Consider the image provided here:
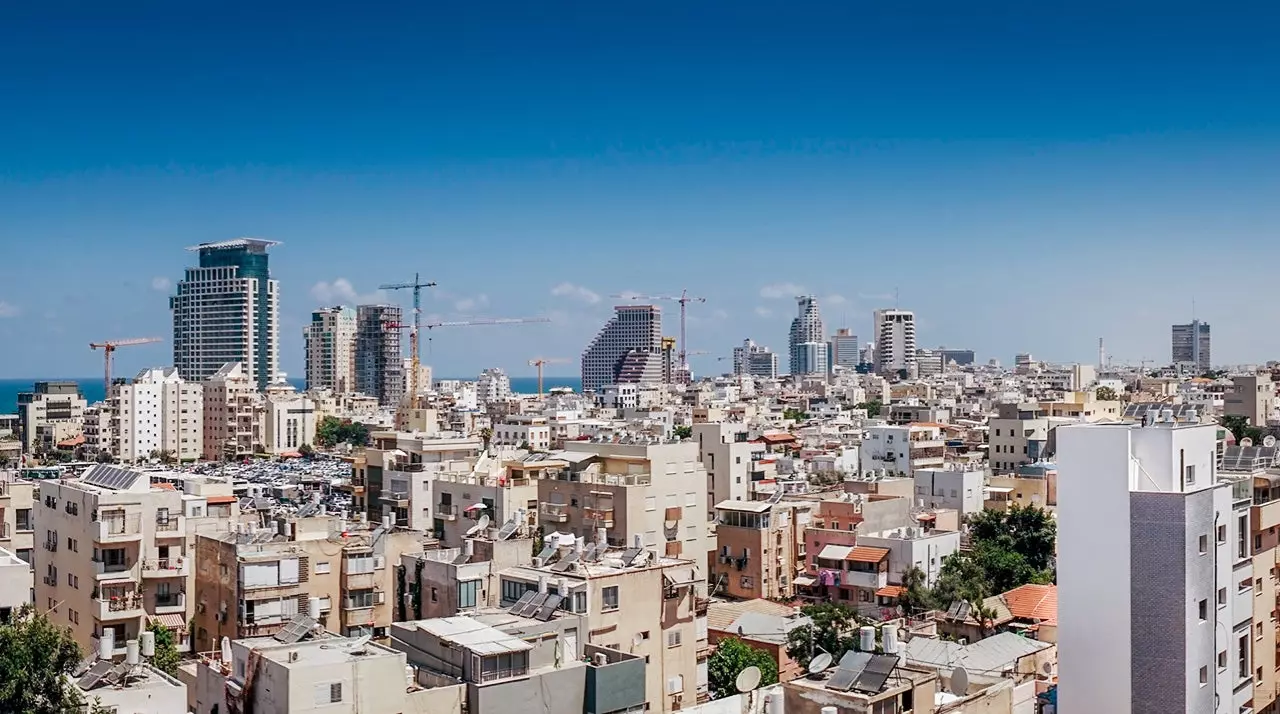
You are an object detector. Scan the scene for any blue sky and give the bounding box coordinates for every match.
[2,2,1280,379]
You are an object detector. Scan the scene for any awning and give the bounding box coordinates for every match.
[464,503,487,511]
[663,567,700,587]
[389,449,408,458]
[149,613,187,630]
[793,575,817,587]
[876,585,905,598]
[986,486,1015,494]
[817,544,853,560]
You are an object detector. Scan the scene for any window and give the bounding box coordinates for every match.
[1239,514,1249,560]
[1218,524,1227,543]
[315,561,331,575]
[1219,650,1228,670]
[573,591,587,613]
[315,682,343,704]
[1185,463,1196,485]
[501,579,536,605]
[1258,535,1264,551]
[1239,633,1251,679]
[667,630,682,647]
[1219,587,1228,607]
[458,580,479,609]
[1199,600,1208,622]
[1199,535,1208,554]
[15,509,31,531]
[430,587,438,602]
[1200,666,1209,686]
[602,586,619,611]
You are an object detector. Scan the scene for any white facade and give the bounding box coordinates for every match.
[829,328,860,369]
[111,368,204,463]
[1057,420,1245,714]
[788,296,824,375]
[202,362,264,460]
[582,305,663,393]
[494,415,551,451]
[264,389,318,454]
[477,368,513,406]
[693,422,766,508]
[732,339,778,379]
[856,528,961,588]
[305,306,356,393]
[0,546,30,618]
[171,239,280,390]
[912,466,985,516]
[872,309,917,374]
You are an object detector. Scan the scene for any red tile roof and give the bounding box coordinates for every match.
[875,585,904,598]
[1001,583,1058,624]
[757,433,798,444]
[846,546,890,564]
[206,495,236,505]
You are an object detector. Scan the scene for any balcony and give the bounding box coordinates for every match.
[94,559,139,581]
[540,503,569,523]
[0,523,9,540]
[154,517,185,537]
[94,592,145,621]
[343,591,385,611]
[345,570,377,590]
[153,592,187,614]
[141,557,189,579]
[584,507,615,528]
[95,514,143,543]
[380,491,410,507]
[390,461,426,473]
[92,636,128,659]
[842,569,889,590]
[436,503,458,521]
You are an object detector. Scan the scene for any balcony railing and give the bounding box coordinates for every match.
[584,507,614,527]
[95,592,145,620]
[142,557,189,578]
[381,491,410,505]
[155,519,180,533]
[154,592,186,612]
[436,503,458,520]
[95,514,143,542]
[540,503,569,523]
[94,559,139,581]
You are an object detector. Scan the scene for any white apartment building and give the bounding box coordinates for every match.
[110,367,204,463]
[34,465,200,658]
[493,415,551,452]
[202,361,264,460]
[0,546,31,620]
[913,465,986,516]
[357,433,484,530]
[581,304,663,393]
[305,305,356,393]
[263,386,318,454]
[732,339,779,379]
[872,309,917,374]
[16,381,87,454]
[0,475,35,569]
[477,367,512,406]
[171,239,280,390]
[859,424,946,478]
[788,296,825,375]
[1058,418,1253,714]
[693,422,766,510]
[856,527,962,588]
[830,328,860,369]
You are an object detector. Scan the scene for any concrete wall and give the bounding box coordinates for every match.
[584,644,647,714]
[473,664,585,714]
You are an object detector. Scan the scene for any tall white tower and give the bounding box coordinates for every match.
[789,296,825,375]
[872,309,916,374]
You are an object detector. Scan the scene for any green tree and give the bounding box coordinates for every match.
[931,550,989,608]
[899,565,932,614]
[479,427,493,453]
[0,605,94,713]
[1094,386,1118,402]
[673,425,693,440]
[146,620,182,677]
[94,450,114,464]
[708,637,779,699]
[785,602,861,669]
[855,400,883,417]
[315,417,371,448]
[783,408,809,422]
[1220,415,1249,443]
[297,443,315,458]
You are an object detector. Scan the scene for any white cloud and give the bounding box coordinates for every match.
[824,294,848,306]
[0,301,18,318]
[754,306,774,319]
[759,282,805,299]
[310,278,385,306]
[550,282,602,304]
[150,276,171,292]
[453,293,490,313]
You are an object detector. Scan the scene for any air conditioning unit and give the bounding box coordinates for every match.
[374,555,386,570]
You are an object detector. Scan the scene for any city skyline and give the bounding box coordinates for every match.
[4,4,1280,377]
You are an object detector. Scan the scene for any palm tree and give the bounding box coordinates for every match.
[968,599,1000,640]
[479,427,493,454]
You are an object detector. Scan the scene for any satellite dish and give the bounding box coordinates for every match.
[346,635,372,652]
[1265,435,1276,448]
[736,665,762,693]
[1241,437,1254,448]
[1041,660,1053,675]
[808,652,834,675]
[631,632,644,648]
[476,514,491,531]
[465,522,482,536]
[949,666,970,695]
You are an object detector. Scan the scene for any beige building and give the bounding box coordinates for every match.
[304,305,357,394]
[1227,371,1275,427]
[694,422,767,511]
[109,367,204,463]
[202,361,265,460]
[263,385,318,455]
[0,474,35,570]
[74,662,188,714]
[1252,473,1280,714]
[538,440,711,560]
[192,515,425,652]
[17,381,87,454]
[33,465,197,657]
[493,414,552,451]
[429,455,544,546]
[710,500,805,600]
[355,432,483,529]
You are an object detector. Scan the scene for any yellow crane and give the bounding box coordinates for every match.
[527,358,571,397]
[378,274,437,404]
[89,337,162,395]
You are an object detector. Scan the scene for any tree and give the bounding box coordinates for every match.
[672,425,693,440]
[316,417,372,448]
[855,400,883,417]
[1220,415,1249,443]
[708,638,779,699]
[785,602,861,669]
[899,565,932,615]
[783,408,809,423]
[479,427,493,453]
[1094,386,1118,402]
[146,620,181,677]
[0,605,94,713]
[968,504,1056,573]
[297,443,314,458]
[94,450,114,464]
[968,598,1001,639]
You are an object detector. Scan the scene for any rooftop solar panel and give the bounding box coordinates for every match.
[509,591,536,615]
[274,614,317,644]
[517,592,549,618]
[620,548,643,566]
[851,654,898,694]
[534,593,564,621]
[497,519,520,540]
[825,667,860,692]
[76,660,113,691]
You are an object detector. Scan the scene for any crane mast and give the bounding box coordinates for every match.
[378,274,437,405]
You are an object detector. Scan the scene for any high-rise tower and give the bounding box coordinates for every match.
[788,296,826,375]
[171,239,280,390]
[305,306,357,393]
[872,309,917,374]
[355,305,404,406]
[1171,320,1211,372]
[581,305,663,393]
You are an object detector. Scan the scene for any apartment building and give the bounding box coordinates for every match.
[1172,319,1212,373]
[709,500,805,600]
[355,304,405,407]
[192,515,424,652]
[494,543,706,710]
[172,238,280,389]
[477,367,512,406]
[1226,371,1275,427]
[829,328,860,370]
[400,534,532,620]
[202,361,264,460]
[109,367,204,463]
[581,304,663,393]
[913,465,986,516]
[694,422,767,510]
[305,305,357,393]
[493,414,551,451]
[263,386,318,455]
[537,439,711,560]
[856,526,962,591]
[195,630,441,714]
[17,380,87,453]
[355,432,483,529]
[74,662,187,714]
[0,475,35,568]
[859,423,946,478]
[732,339,779,379]
[1058,419,1253,714]
[33,465,195,658]
[0,546,30,619]
[788,296,826,376]
[872,309,917,374]
[429,455,545,546]
[1249,471,1280,714]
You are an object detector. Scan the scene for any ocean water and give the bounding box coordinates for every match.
[0,376,582,413]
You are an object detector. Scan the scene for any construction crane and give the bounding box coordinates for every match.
[378,274,437,403]
[527,358,571,397]
[611,289,706,378]
[89,337,162,395]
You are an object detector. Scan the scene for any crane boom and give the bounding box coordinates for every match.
[527,357,571,397]
[425,317,551,329]
[89,337,163,396]
[609,289,706,380]
[378,274,437,404]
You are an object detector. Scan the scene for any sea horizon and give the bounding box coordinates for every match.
[0,375,582,413]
